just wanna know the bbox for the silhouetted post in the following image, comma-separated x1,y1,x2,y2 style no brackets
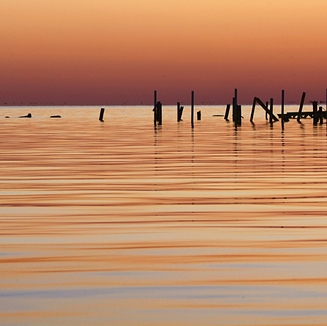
156,101,162,125
224,104,231,120
154,90,157,108
319,106,324,124
269,98,274,124
177,102,180,122
191,91,194,128
313,101,318,126
179,106,184,121
235,105,242,126
232,89,238,122
177,102,184,122
99,108,105,122
297,92,306,123
265,102,269,120
250,97,256,122
197,111,201,120
281,90,286,127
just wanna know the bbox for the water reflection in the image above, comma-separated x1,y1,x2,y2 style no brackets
1,106,327,325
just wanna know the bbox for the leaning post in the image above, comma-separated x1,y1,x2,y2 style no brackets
99,108,105,122
297,92,306,123
250,97,256,122
224,104,231,120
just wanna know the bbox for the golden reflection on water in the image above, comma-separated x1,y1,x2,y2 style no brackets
1,106,327,325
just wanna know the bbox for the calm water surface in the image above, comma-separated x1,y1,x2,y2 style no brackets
1,105,327,325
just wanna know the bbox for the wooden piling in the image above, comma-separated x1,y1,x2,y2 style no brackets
177,102,180,122
177,102,184,122
154,90,157,108
156,101,162,125
281,89,286,127
224,104,231,120
234,89,238,109
269,98,273,124
179,106,184,121
232,97,237,122
265,102,269,120
297,92,306,123
319,106,324,124
232,89,238,122
99,108,105,122
250,97,256,123
191,91,194,128
236,105,242,126
313,101,318,126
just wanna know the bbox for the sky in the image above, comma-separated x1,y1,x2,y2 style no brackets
1,0,327,105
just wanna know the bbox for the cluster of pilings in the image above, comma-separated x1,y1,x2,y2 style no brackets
225,89,327,127
153,90,196,129
224,89,242,126
97,88,326,128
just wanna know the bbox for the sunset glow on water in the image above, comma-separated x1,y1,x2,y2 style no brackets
1,106,327,325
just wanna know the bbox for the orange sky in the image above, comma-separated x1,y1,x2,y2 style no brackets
1,0,327,105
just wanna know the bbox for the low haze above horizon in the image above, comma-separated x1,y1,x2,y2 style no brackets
1,0,327,106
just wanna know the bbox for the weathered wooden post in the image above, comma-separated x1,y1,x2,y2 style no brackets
281,89,285,118
265,101,269,120
238,105,242,126
232,89,238,122
177,102,184,122
297,92,306,123
191,91,194,128
156,101,162,125
179,106,184,121
319,106,324,124
177,102,180,122
99,108,105,122
269,98,274,124
281,89,286,127
154,90,157,108
232,97,237,122
313,101,318,126
250,97,256,123
224,104,231,120
197,111,201,120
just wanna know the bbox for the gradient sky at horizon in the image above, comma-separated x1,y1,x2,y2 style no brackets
1,0,327,105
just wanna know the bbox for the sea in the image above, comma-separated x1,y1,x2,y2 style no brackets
1,105,327,325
